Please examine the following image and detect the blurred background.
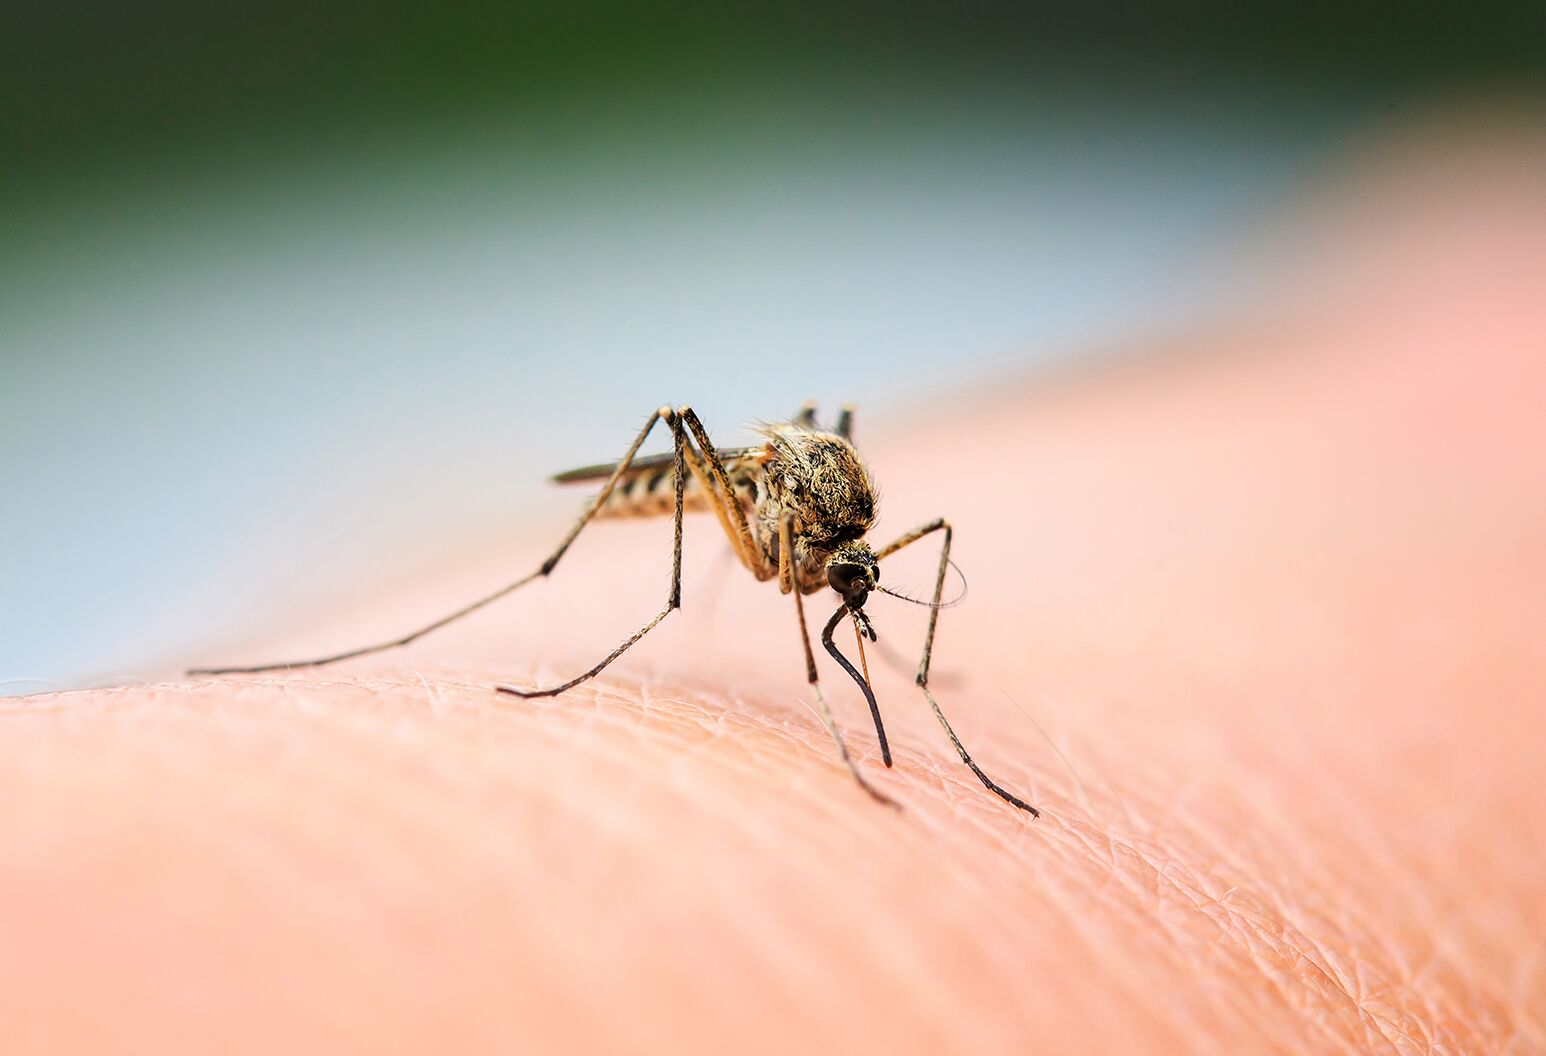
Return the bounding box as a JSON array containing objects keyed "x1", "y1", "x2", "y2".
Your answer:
[{"x1": 3, "y1": 3, "x2": 1542, "y2": 692}]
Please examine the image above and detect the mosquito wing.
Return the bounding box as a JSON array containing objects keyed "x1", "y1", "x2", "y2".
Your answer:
[
  {"x1": 553, "y1": 446, "x2": 762, "y2": 520},
  {"x1": 551, "y1": 447, "x2": 754, "y2": 486}
]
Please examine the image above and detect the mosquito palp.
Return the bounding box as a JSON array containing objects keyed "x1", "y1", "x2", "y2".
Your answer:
[{"x1": 189, "y1": 401, "x2": 1038, "y2": 816}]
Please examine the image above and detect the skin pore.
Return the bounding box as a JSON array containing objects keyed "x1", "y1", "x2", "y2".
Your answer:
[{"x1": 2, "y1": 127, "x2": 1543, "y2": 1055}]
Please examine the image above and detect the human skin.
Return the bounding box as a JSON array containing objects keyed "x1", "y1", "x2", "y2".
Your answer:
[{"x1": 3, "y1": 133, "x2": 1544, "y2": 1055}]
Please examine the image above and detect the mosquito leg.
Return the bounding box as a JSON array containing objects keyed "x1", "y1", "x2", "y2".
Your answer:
[
  {"x1": 922, "y1": 683, "x2": 1037, "y2": 814},
  {"x1": 496, "y1": 410, "x2": 689, "y2": 698},
  {"x1": 677, "y1": 406, "x2": 767, "y2": 579},
  {"x1": 776, "y1": 512, "x2": 796, "y2": 595},
  {"x1": 788, "y1": 545, "x2": 896, "y2": 807},
  {"x1": 188, "y1": 407, "x2": 678, "y2": 676},
  {"x1": 834, "y1": 403, "x2": 854, "y2": 440},
  {"x1": 876, "y1": 518, "x2": 1039, "y2": 816},
  {"x1": 678, "y1": 423, "x2": 769, "y2": 581}
]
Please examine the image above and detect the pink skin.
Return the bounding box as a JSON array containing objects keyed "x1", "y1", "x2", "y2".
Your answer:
[{"x1": 2, "y1": 122, "x2": 1543, "y2": 1054}]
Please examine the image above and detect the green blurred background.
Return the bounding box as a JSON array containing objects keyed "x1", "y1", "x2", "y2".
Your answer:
[{"x1": 3, "y1": 3, "x2": 1542, "y2": 690}]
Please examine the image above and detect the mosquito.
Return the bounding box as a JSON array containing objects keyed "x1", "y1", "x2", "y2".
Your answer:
[{"x1": 190, "y1": 402, "x2": 1037, "y2": 815}]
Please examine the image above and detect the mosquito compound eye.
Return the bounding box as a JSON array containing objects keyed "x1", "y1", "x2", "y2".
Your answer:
[{"x1": 828, "y1": 563, "x2": 863, "y2": 595}]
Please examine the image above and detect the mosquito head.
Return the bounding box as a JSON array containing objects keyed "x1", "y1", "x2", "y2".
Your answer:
[{"x1": 826, "y1": 543, "x2": 879, "y2": 608}]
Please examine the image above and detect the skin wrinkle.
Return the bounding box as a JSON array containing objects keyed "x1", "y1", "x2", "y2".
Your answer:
[
  {"x1": 6, "y1": 652, "x2": 1519, "y2": 1053},
  {"x1": 1065, "y1": 725, "x2": 1401, "y2": 1049},
  {"x1": 1193, "y1": 723, "x2": 1471, "y2": 1045},
  {"x1": 1194, "y1": 828, "x2": 1441, "y2": 1050},
  {"x1": 9, "y1": 157, "x2": 1546, "y2": 1050},
  {"x1": 479, "y1": 643, "x2": 1508, "y2": 1051}
]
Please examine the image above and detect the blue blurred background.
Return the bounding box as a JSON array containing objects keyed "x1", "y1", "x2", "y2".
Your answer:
[{"x1": 3, "y1": 4, "x2": 1542, "y2": 691}]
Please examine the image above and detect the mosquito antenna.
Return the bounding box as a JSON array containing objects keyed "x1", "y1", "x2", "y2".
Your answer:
[
  {"x1": 875, "y1": 557, "x2": 969, "y2": 609},
  {"x1": 821, "y1": 605, "x2": 892, "y2": 767}
]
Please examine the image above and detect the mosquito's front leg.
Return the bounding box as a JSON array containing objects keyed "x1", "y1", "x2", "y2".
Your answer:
[
  {"x1": 876, "y1": 518, "x2": 1039, "y2": 817},
  {"x1": 783, "y1": 515, "x2": 896, "y2": 806}
]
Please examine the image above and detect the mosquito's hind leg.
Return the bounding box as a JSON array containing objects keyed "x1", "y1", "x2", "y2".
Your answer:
[
  {"x1": 497, "y1": 409, "x2": 691, "y2": 698},
  {"x1": 502, "y1": 404, "x2": 775, "y2": 699},
  {"x1": 876, "y1": 518, "x2": 1039, "y2": 817},
  {"x1": 188, "y1": 407, "x2": 680, "y2": 677}
]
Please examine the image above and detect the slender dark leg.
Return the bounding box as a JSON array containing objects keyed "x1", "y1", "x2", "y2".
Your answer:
[
  {"x1": 875, "y1": 518, "x2": 1039, "y2": 817},
  {"x1": 497, "y1": 410, "x2": 688, "y2": 698},
  {"x1": 189, "y1": 407, "x2": 678, "y2": 676},
  {"x1": 785, "y1": 531, "x2": 896, "y2": 807}
]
